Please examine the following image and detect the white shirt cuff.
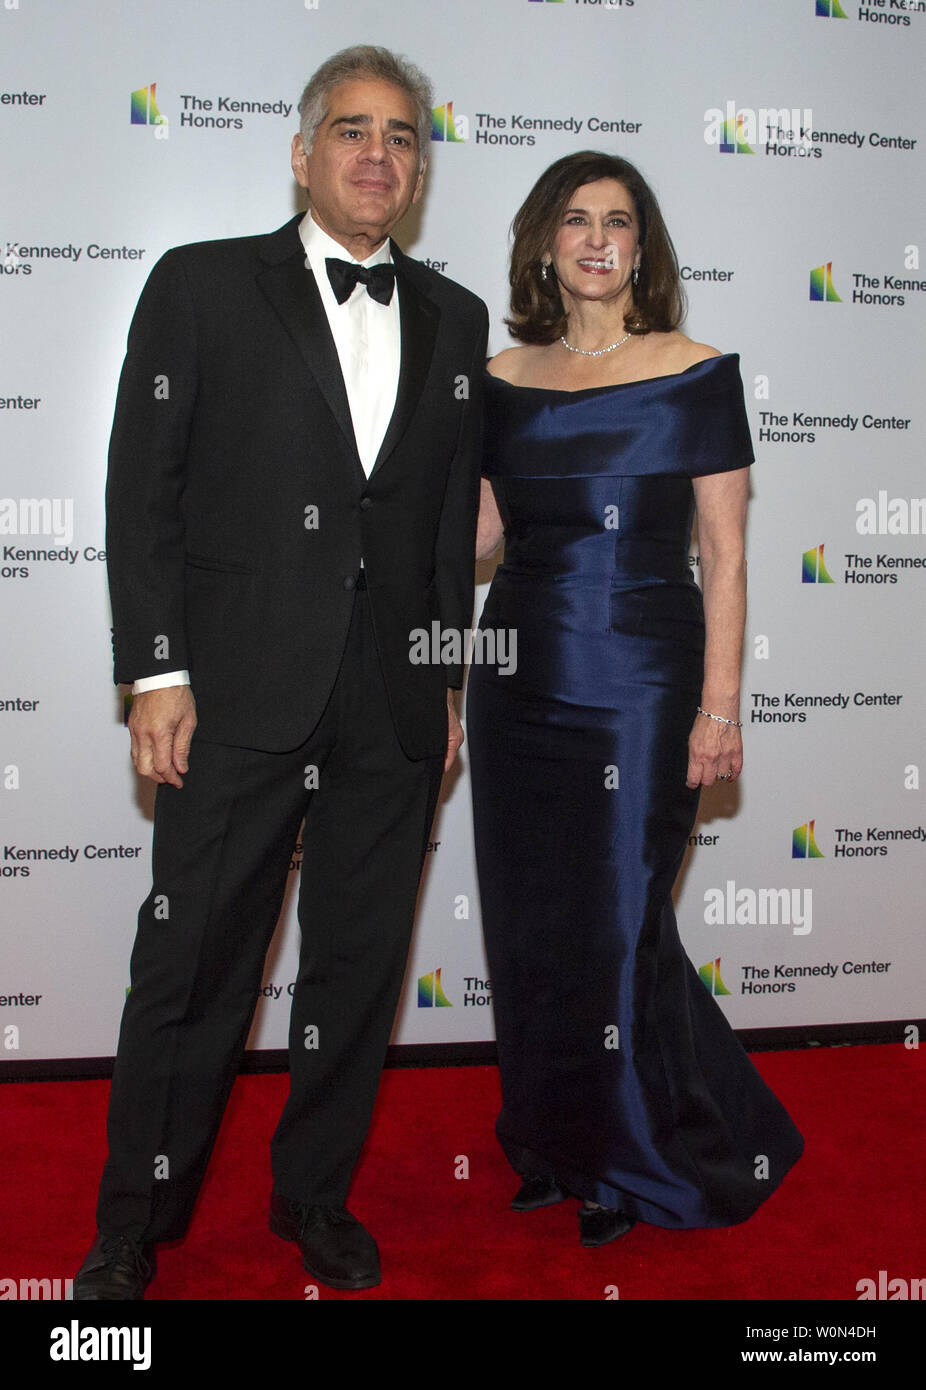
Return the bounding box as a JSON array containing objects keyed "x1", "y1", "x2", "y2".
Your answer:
[{"x1": 131, "y1": 670, "x2": 191, "y2": 694}]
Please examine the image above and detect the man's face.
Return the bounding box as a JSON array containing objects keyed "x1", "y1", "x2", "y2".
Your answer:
[{"x1": 291, "y1": 77, "x2": 426, "y2": 251}]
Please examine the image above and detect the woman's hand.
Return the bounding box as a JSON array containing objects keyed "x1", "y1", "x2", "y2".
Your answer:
[{"x1": 686, "y1": 710, "x2": 743, "y2": 789}]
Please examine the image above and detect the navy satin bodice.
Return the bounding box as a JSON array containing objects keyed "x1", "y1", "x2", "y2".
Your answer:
[
  {"x1": 482, "y1": 353, "x2": 753, "y2": 586},
  {"x1": 477, "y1": 355, "x2": 754, "y2": 706}
]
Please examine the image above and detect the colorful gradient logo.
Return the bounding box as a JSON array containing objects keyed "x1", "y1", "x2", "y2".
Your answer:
[
  {"x1": 418, "y1": 968, "x2": 453, "y2": 1007},
  {"x1": 802, "y1": 544, "x2": 835, "y2": 584},
  {"x1": 131, "y1": 83, "x2": 164, "y2": 126},
  {"x1": 431, "y1": 102, "x2": 467, "y2": 143},
  {"x1": 816, "y1": 1, "x2": 848, "y2": 17},
  {"x1": 810, "y1": 262, "x2": 841, "y2": 302},
  {"x1": 699, "y1": 958, "x2": 732, "y2": 996},
  {"x1": 793, "y1": 820, "x2": 825, "y2": 859},
  {"x1": 720, "y1": 114, "x2": 754, "y2": 155}
]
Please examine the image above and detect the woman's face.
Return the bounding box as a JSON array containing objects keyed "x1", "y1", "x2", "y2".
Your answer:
[{"x1": 549, "y1": 178, "x2": 641, "y2": 306}]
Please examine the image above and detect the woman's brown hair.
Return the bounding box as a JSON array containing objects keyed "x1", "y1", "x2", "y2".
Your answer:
[{"x1": 505, "y1": 151, "x2": 685, "y2": 344}]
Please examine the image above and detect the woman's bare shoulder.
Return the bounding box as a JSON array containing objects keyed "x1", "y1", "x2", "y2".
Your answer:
[
  {"x1": 657, "y1": 331, "x2": 722, "y2": 371},
  {"x1": 486, "y1": 345, "x2": 548, "y2": 383}
]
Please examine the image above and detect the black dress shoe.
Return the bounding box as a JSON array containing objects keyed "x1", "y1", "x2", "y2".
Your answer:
[
  {"x1": 269, "y1": 1192, "x2": 380, "y2": 1290},
  {"x1": 578, "y1": 1204, "x2": 636, "y2": 1248},
  {"x1": 511, "y1": 1175, "x2": 568, "y2": 1211},
  {"x1": 73, "y1": 1234, "x2": 156, "y2": 1300}
]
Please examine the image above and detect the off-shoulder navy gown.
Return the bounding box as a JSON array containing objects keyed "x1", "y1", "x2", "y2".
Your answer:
[{"x1": 467, "y1": 355, "x2": 803, "y2": 1227}]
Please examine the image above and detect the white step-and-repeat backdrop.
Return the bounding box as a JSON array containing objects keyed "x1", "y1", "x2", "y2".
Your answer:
[{"x1": 2, "y1": 0, "x2": 924, "y2": 1064}]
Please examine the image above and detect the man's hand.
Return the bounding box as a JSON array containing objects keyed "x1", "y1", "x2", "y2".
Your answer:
[
  {"x1": 445, "y1": 690, "x2": 464, "y2": 772},
  {"x1": 128, "y1": 686, "x2": 198, "y2": 787}
]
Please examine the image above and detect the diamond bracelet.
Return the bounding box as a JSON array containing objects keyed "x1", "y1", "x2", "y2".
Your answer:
[{"x1": 696, "y1": 707, "x2": 743, "y2": 728}]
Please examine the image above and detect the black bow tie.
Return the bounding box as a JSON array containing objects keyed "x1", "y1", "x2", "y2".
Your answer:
[{"x1": 325, "y1": 258, "x2": 396, "y2": 306}]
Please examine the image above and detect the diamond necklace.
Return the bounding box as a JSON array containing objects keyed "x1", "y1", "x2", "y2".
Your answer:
[{"x1": 560, "y1": 332, "x2": 631, "y2": 357}]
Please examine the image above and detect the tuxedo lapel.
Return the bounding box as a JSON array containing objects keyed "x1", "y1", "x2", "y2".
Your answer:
[
  {"x1": 369, "y1": 244, "x2": 440, "y2": 480},
  {"x1": 255, "y1": 220, "x2": 440, "y2": 485},
  {"x1": 255, "y1": 217, "x2": 364, "y2": 480}
]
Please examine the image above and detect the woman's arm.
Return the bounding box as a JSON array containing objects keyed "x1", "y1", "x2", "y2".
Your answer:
[
  {"x1": 475, "y1": 348, "x2": 526, "y2": 562},
  {"x1": 686, "y1": 466, "x2": 749, "y2": 788},
  {"x1": 476, "y1": 477, "x2": 505, "y2": 561}
]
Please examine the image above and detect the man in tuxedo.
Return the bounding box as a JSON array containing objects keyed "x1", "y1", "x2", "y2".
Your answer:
[{"x1": 75, "y1": 45, "x2": 488, "y2": 1298}]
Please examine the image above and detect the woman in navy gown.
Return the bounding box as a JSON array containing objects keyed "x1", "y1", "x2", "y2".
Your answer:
[{"x1": 467, "y1": 152, "x2": 803, "y2": 1247}]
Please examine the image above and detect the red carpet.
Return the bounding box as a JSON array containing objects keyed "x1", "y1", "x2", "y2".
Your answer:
[{"x1": 1, "y1": 1044, "x2": 923, "y2": 1301}]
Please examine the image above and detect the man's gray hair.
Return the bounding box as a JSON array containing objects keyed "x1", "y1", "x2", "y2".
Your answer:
[{"x1": 298, "y1": 45, "x2": 433, "y2": 170}]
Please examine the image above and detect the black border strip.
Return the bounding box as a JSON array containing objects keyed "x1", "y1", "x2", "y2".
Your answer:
[{"x1": 1, "y1": 1019, "x2": 922, "y2": 1082}]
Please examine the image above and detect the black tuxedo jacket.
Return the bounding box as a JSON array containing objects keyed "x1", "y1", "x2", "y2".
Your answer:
[{"x1": 105, "y1": 214, "x2": 488, "y2": 758}]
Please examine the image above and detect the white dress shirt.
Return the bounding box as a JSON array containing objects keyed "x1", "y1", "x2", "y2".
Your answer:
[
  {"x1": 299, "y1": 210, "x2": 400, "y2": 476},
  {"x1": 133, "y1": 210, "x2": 401, "y2": 695}
]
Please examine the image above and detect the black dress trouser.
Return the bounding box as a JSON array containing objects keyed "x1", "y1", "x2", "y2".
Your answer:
[{"x1": 97, "y1": 588, "x2": 444, "y2": 1242}]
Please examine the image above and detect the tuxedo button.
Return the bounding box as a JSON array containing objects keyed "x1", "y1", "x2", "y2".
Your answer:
[
  {"x1": 343, "y1": 575, "x2": 356, "y2": 591},
  {"x1": 359, "y1": 497, "x2": 373, "y2": 511}
]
